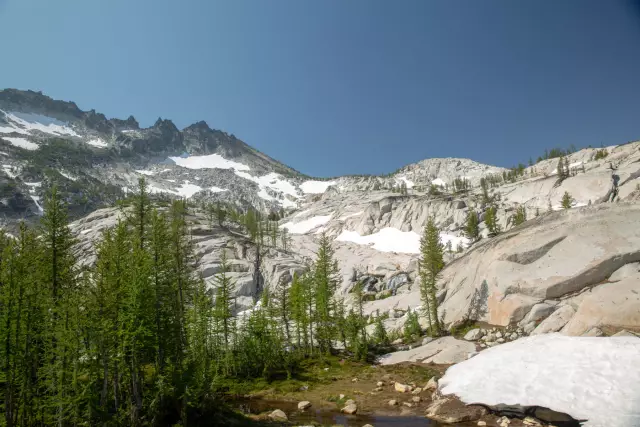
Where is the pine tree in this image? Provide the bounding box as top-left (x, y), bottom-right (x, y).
top-left (535, 207), bottom-right (540, 217)
top-left (373, 316), bottom-right (389, 347)
top-left (464, 210), bottom-right (480, 242)
top-left (561, 191), bottom-right (573, 209)
top-left (418, 216), bottom-right (444, 336)
top-left (212, 252), bottom-right (236, 353)
top-left (312, 232), bottom-right (340, 354)
top-left (215, 201), bottom-right (227, 227)
top-left (512, 205), bottom-right (527, 226)
top-left (557, 156), bottom-right (566, 180)
top-left (480, 178), bottom-right (490, 205)
top-left (564, 156), bottom-right (570, 178)
top-left (485, 205), bottom-right (501, 237)
top-left (403, 308), bottom-right (421, 342)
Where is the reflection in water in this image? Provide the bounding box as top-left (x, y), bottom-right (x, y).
top-left (234, 398), bottom-right (438, 427)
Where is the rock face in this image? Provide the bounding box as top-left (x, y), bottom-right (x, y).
top-left (463, 328), bottom-right (484, 341)
top-left (379, 337), bottom-right (476, 365)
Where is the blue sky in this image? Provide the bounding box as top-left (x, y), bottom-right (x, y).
top-left (1, 0), bottom-right (640, 177)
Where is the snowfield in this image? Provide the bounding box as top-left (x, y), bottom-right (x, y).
top-left (169, 153), bottom-right (250, 171)
top-left (235, 171), bottom-right (300, 208)
top-left (395, 176), bottom-right (415, 188)
top-left (439, 334), bottom-right (640, 427)
top-left (2, 137), bottom-right (39, 150)
top-left (280, 215), bottom-right (332, 234)
top-left (432, 177), bottom-right (446, 186)
top-left (86, 138), bottom-right (109, 148)
top-left (336, 228), bottom-right (421, 253)
top-left (336, 228), bottom-right (469, 254)
top-left (1, 111), bottom-right (78, 137)
top-left (299, 180), bottom-right (336, 194)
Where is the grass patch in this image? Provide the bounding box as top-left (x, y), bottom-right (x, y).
top-left (449, 319), bottom-right (478, 338)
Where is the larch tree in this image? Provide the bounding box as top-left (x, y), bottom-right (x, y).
top-left (418, 216), bottom-right (444, 336)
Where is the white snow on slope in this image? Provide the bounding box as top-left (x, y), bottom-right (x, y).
top-left (280, 215), bottom-right (332, 234)
top-left (86, 139), bottom-right (109, 148)
top-left (336, 228), bottom-right (468, 254)
top-left (2, 111), bottom-right (78, 137)
top-left (209, 186), bottom-right (228, 193)
top-left (395, 176), bottom-right (415, 188)
top-left (169, 153), bottom-right (250, 171)
top-left (235, 171), bottom-right (299, 208)
top-left (300, 180), bottom-right (337, 194)
top-left (175, 182), bottom-right (202, 198)
top-left (3, 137), bottom-right (39, 150)
top-left (336, 228), bottom-right (420, 253)
top-left (2, 165), bottom-right (17, 178)
top-left (59, 171), bottom-right (77, 181)
top-left (439, 334), bottom-right (640, 427)
top-left (24, 181), bottom-right (42, 188)
top-left (136, 170), bottom-right (155, 176)
top-left (432, 178), bottom-right (446, 186)
top-left (31, 195), bottom-right (44, 214)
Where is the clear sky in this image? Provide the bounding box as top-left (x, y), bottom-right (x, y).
top-left (1, 0), bottom-right (640, 177)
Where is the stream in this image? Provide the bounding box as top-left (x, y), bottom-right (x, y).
top-left (233, 398), bottom-right (441, 426)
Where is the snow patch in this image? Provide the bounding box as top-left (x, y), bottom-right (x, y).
top-left (209, 186), bottom-right (228, 193)
top-left (395, 176), bottom-right (415, 188)
top-left (175, 182), bottom-right (202, 198)
top-left (3, 137), bottom-right (38, 150)
top-left (235, 171), bottom-right (300, 208)
top-left (169, 153), bottom-right (250, 171)
top-left (299, 180), bottom-right (336, 194)
top-left (86, 138), bottom-right (108, 148)
top-left (439, 334), bottom-right (640, 427)
top-left (30, 195), bottom-right (44, 214)
top-left (135, 170), bottom-right (155, 176)
top-left (24, 181), bottom-right (42, 188)
top-left (59, 170), bottom-right (77, 181)
top-left (432, 178), bottom-right (446, 187)
top-left (2, 165), bottom-right (17, 178)
top-left (280, 215), bottom-right (332, 234)
top-left (336, 228), bottom-right (420, 253)
top-left (2, 111), bottom-right (78, 137)
top-left (440, 233), bottom-right (469, 249)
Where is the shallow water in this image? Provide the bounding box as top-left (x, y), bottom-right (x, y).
top-left (234, 397), bottom-right (439, 426)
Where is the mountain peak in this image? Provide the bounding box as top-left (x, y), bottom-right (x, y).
top-left (184, 120), bottom-right (211, 132)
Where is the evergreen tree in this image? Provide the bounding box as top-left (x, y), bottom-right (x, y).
top-left (373, 316), bottom-right (389, 347)
top-left (561, 191), bottom-right (573, 209)
top-left (480, 178), bottom-right (490, 204)
top-left (512, 205), bottom-right (527, 226)
top-left (557, 156), bottom-right (566, 180)
top-left (485, 205), bottom-right (501, 237)
top-left (403, 308), bottom-right (421, 342)
top-left (215, 201), bottom-right (227, 227)
top-left (312, 232), bottom-right (340, 354)
top-left (464, 210), bottom-right (480, 242)
top-left (418, 216), bottom-right (444, 336)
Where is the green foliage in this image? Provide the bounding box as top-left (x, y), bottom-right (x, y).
top-left (561, 191), bottom-right (573, 209)
top-left (449, 319), bottom-right (477, 338)
top-left (418, 216), bottom-right (444, 336)
top-left (485, 205), bottom-right (501, 237)
top-left (373, 316), bottom-right (390, 347)
top-left (594, 149), bottom-right (608, 160)
top-left (403, 309), bottom-right (422, 342)
top-left (464, 210), bottom-right (480, 242)
top-left (512, 205), bottom-right (527, 226)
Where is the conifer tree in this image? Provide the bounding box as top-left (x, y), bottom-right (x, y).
top-left (561, 191), bottom-right (573, 209)
top-left (215, 201), bottom-right (227, 227)
top-left (312, 232), bottom-right (340, 354)
top-left (557, 156), bottom-right (566, 180)
top-left (512, 205), bottom-right (527, 226)
top-left (373, 316), bottom-right (389, 347)
top-left (464, 210), bottom-right (480, 242)
top-left (418, 216), bottom-right (444, 336)
top-left (212, 252), bottom-right (236, 353)
top-left (485, 205), bottom-right (501, 237)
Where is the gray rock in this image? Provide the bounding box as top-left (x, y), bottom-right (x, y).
top-left (612, 330), bottom-right (640, 338)
top-left (484, 333), bottom-right (496, 343)
top-left (531, 305), bottom-right (575, 335)
top-left (297, 401), bottom-right (312, 410)
top-left (341, 403), bottom-right (358, 414)
top-left (496, 337), bottom-right (505, 343)
top-left (380, 336), bottom-right (476, 365)
top-left (608, 262), bottom-right (640, 282)
top-left (463, 328), bottom-right (484, 341)
top-left (582, 327), bottom-right (604, 337)
top-left (386, 273), bottom-right (410, 291)
top-left (268, 409), bottom-right (288, 422)
top-left (519, 302), bottom-right (556, 326)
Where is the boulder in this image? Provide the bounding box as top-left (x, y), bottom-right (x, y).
top-left (411, 387), bottom-right (423, 395)
top-left (425, 376), bottom-right (438, 390)
top-left (394, 382), bottom-right (411, 393)
top-left (582, 327), bottom-right (604, 337)
top-left (388, 399), bottom-right (398, 406)
top-left (426, 398), bottom-right (486, 424)
top-left (412, 396), bottom-right (421, 403)
top-left (464, 328), bottom-right (484, 341)
top-left (531, 305), bottom-right (575, 335)
top-left (341, 403), bottom-right (357, 414)
top-left (608, 262), bottom-right (640, 281)
top-left (562, 278), bottom-right (640, 336)
top-left (380, 336), bottom-right (476, 365)
top-left (297, 401), bottom-right (312, 410)
top-left (268, 409), bottom-right (287, 422)
top-left (519, 302), bottom-right (556, 326)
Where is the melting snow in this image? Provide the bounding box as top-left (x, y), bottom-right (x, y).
top-left (299, 180), bottom-right (336, 194)
top-left (280, 215), bottom-right (332, 234)
top-left (59, 171), bottom-right (77, 181)
top-left (395, 176), bottom-right (415, 188)
top-left (135, 170), bottom-right (155, 176)
top-left (432, 178), bottom-right (446, 186)
top-left (209, 186), bottom-right (227, 193)
top-left (439, 334), bottom-right (640, 427)
top-left (86, 139), bottom-right (108, 148)
top-left (2, 165), bottom-right (17, 178)
top-left (169, 153), bottom-right (250, 171)
top-left (175, 182), bottom-right (202, 198)
top-left (24, 181), bottom-right (42, 188)
top-left (2, 111), bottom-right (78, 137)
top-left (30, 195), bottom-right (44, 214)
top-left (336, 228), bottom-right (467, 254)
top-left (336, 228), bottom-right (421, 253)
top-left (3, 137), bottom-right (39, 150)
top-left (235, 171), bottom-right (300, 208)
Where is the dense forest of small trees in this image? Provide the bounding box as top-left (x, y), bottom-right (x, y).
top-left (0, 179), bottom-right (390, 426)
